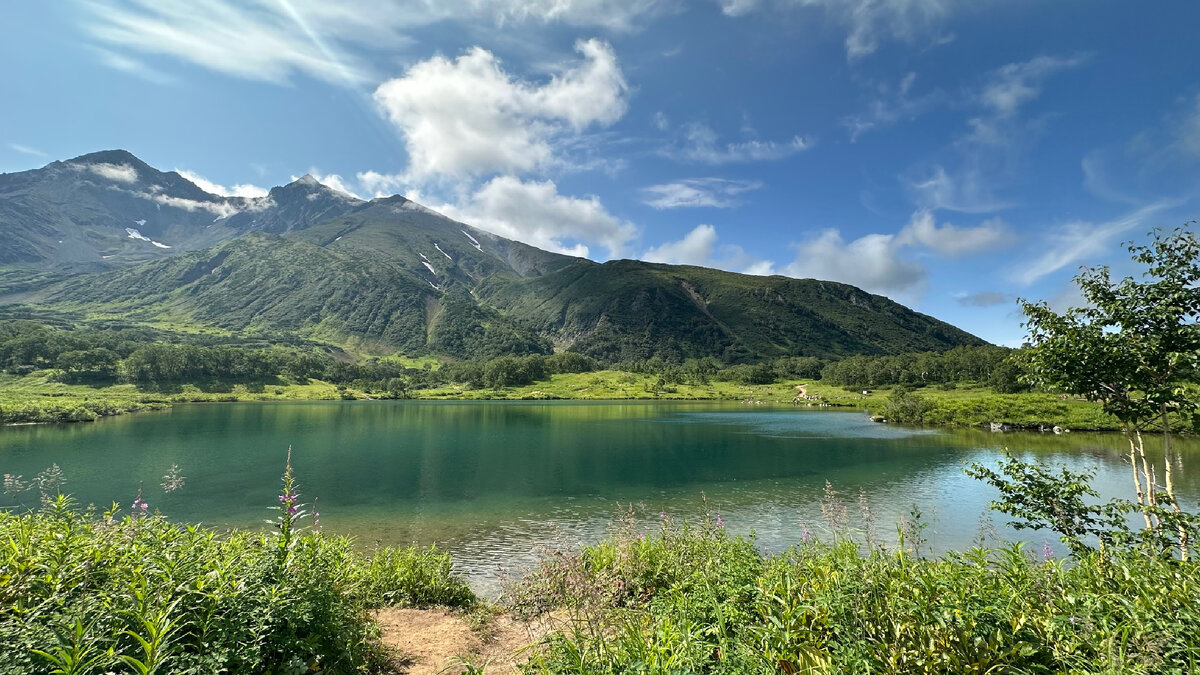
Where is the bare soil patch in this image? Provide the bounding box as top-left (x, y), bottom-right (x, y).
top-left (375, 608), bottom-right (551, 674)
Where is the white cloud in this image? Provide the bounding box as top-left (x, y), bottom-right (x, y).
top-left (9, 143), bottom-right (48, 158)
top-left (434, 175), bottom-right (637, 259)
top-left (976, 54), bottom-right (1088, 119)
top-left (642, 224), bottom-right (775, 274)
top-left (783, 228), bottom-right (926, 298)
top-left (129, 189), bottom-right (240, 218)
top-left (641, 178), bottom-right (763, 209)
top-left (903, 165), bottom-right (1011, 214)
top-left (1013, 201), bottom-right (1177, 285)
top-left (78, 0), bottom-right (668, 85)
top-left (373, 39), bottom-right (627, 181)
top-left (90, 46), bottom-right (175, 85)
top-left (177, 169), bottom-right (269, 198)
top-left (721, 0), bottom-right (959, 59)
top-left (300, 171), bottom-right (362, 200)
top-left (74, 162), bottom-right (139, 183)
top-left (356, 171), bottom-right (411, 199)
top-left (954, 291), bottom-right (1012, 307)
top-left (897, 209), bottom-right (1013, 256)
top-left (669, 123), bottom-right (809, 164)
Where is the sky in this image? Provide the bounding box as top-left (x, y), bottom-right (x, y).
top-left (2, 1), bottom-right (1198, 346)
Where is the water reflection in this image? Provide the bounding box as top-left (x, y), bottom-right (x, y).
top-left (2, 401), bottom-right (1197, 595)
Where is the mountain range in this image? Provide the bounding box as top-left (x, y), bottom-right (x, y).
top-left (0, 150), bottom-right (986, 361)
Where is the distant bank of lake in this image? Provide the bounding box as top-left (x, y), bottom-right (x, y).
top-left (2, 400), bottom-right (1196, 594)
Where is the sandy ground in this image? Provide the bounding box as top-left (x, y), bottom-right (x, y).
top-left (375, 608), bottom-right (552, 674)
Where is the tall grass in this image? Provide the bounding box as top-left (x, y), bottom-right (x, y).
top-left (514, 516), bottom-right (1200, 673)
top-left (0, 497), bottom-right (474, 674)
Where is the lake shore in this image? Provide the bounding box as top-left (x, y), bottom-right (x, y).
top-left (0, 369), bottom-right (1123, 430)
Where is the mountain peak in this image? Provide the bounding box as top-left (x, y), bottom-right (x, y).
top-left (66, 149), bottom-right (147, 168)
top-left (293, 174), bottom-right (321, 187)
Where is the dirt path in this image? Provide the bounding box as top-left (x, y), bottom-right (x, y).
top-left (375, 608), bottom-right (550, 674)
top-left (794, 384), bottom-right (807, 397)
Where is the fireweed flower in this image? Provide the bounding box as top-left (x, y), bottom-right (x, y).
top-left (715, 513), bottom-right (724, 528)
top-left (1043, 541), bottom-right (1054, 562)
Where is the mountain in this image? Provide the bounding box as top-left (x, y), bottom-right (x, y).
top-left (1, 150), bottom-right (987, 361)
top-left (0, 150), bottom-right (363, 271)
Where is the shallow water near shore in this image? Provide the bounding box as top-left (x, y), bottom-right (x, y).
top-left (3, 400), bottom-right (1198, 595)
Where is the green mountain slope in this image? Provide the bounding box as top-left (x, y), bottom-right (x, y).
top-left (5, 150), bottom-right (987, 361)
top-left (481, 260), bottom-right (984, 361)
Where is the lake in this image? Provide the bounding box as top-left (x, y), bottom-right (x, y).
top-left (2, 400), bottom-right (1197, 595)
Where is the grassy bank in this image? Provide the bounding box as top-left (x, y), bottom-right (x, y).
top-left (513, 519), bottom-right (1200, 674)
top-left (0, 500), bottom-right (474, 675)
top-left (1, 368), bottom-right (1122, 431)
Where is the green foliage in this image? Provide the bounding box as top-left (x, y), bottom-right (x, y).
top-left (820, 345), bottom-right (1029, 391)
top-left (0, 502), bottom-right (474, 675)
top-left (965, 454), bottom-right (1135, 556)
top-left (520, 524), bottom-right (1200, 674)
top-left (877, 389), bottom-right (934, 424)
top-left (1021, 227), bottom-right (1200, 429)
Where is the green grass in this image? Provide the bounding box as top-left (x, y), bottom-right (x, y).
top-left (0, 499), bottom-right (474, 675)
top-left (514, 519), bottom-right (1200, 674)
top-left (1, 369), bottom-right (1119, 431)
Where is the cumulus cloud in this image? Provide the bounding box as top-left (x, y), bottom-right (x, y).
top-left (783, 229), bottom-right (926, 298)
top-left (897, 210), bottom-right (1013, 256)
top-left (78, 0), bottom-right (669, 85)
top-left (642, 224), bottom-right (775, 274)
top-left (668, 123), bottom-right (809, 164)
top-left (74, 162), bottom-right (139, 183)
top-left (1013, 201), bottom-right (1177, 285)
top-left (177, 169), bottom-right (269, 198)
top-left (641, 178), bottom-right (762, 209)
top-left (373, 39), bottom-right (627, 181)
top-left (434, 175), bottom-right (637, 259)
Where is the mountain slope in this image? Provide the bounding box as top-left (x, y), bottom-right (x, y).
top-left (0, 150), bottom-right (364, 271)
top-left (4, 149), bottom-right (987, 361)
top-left (48, 234), bottom-right (548, 357)
top-left (480, 260), bottom-right (984, 361)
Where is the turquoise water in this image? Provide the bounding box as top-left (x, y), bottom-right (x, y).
top-left (2, 400), bottom-right (1196, 593)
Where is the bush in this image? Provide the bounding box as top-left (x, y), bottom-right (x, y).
top-left (518, 522), bottom-right (1200, 674)
top-left (0, 500), bottom-right (474, 675)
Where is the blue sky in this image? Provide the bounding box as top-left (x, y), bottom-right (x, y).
top-left (2, 1), bottom-right (1199, 346)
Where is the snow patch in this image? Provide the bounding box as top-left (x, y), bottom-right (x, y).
top-left (434, 243), bottom-right (453, 261)
top-left (427, 280), bottom-right (440, 290)
top-left (125, 227), bottom-right (172, 248)
top-left (135, 219), bottom-right (147, 226)
top-left (421, 261), bottom-right (436, 275)
top-left (462, 230), bottom-right (482, 251)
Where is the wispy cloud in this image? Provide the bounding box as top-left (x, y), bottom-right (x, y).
top-left (1013, 201), bottom-right (1179, 285)
top-left (8, 143), bottom-right (48, 158)
top-left (177, 169), bottom-right (268, 198)
top-left (954, 290), bottom-right (1012, 307)
top-left (641, 178), bottom-right (762, 209)
top-left (719, 0), bottom-right (962, 60)
top-left (90, 46), bottom-right (175, 85)
top-left (897, 209), bottom-right (1014, 256)
top-left (76, 0), bottom-right (672, 85)
top-left (666, 123), bottom-right (809, 164)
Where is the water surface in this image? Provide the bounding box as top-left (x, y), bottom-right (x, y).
top-left (2, 401), bottom-right (1197, 594)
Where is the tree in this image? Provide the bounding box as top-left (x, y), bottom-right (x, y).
top-left (1019, 226), bottom-right (1200, 558)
